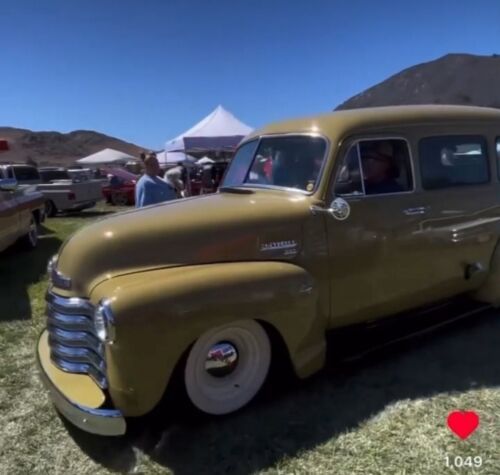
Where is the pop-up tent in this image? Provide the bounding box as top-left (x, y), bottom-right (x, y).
top-left (157, 150), bottom-right (197, 167)
top-left (164, 105), bottom-right (252, 154)
top-left (77, 148), bottom-right (137, 166)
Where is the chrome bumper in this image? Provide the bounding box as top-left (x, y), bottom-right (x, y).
top-left (36, 334), bottom-right (126, 436)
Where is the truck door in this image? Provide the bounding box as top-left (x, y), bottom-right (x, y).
top-left (407, 132), bottom-right (499, 294)
top-left (324, 136), bottom-right (449, 327)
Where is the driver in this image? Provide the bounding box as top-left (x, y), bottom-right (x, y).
top-left (361, 142), bottom-right (403, 195)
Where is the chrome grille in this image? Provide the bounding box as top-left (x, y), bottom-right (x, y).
top-left (46, 291), bottom-right (107, 389)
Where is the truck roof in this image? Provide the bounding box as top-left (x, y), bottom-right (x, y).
top-left (247, 105), bottom-right (500, 142)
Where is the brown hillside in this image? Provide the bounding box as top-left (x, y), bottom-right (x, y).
top-left (0, 127), bottom-right (146, 167)
top-left (336, 53), bottom-right (500, 110)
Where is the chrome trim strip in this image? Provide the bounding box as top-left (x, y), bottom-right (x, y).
top-left (50, 342), bottom-right (106, 372)
top-left (47, 309), bottom-right (95, 334)
top-left (50, 356), bottom-right (107, 389)
top-left (36, 340), bottom-right (125, 436)
top-left (47, 326), bottom-right (103, 355)
top-left (46, 291), bottom-right (94, 316)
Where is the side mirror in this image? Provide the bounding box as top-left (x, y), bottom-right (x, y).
top-left (0, 178), bottom-right (18, 191)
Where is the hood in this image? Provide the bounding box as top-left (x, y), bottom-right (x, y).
top-left (55, 189), bottom-right (311, 296)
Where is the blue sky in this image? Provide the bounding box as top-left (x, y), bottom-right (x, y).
top-left (1, 0), bottom-right (499, 149)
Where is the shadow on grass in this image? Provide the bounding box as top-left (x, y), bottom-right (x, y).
top-left (0, 225), bottom-right (62, 321)
top-left (67, 308), bottom-right (500, 474)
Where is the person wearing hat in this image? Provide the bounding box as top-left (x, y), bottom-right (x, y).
top-left (361, 141), bottom-right (403, 195)
top-left (135, 153), bottom-right (177, 207)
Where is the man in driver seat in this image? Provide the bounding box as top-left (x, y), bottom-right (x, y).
top-left (361, 141), bottom-right (403, 195)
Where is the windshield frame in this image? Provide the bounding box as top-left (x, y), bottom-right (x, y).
top-left (222, 132), bottom-right (331, 195)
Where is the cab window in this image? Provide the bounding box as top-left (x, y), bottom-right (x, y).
top-left (335, 138), bottom-right (413, 196)
top-left (419, 136), bottom-right (489, 189)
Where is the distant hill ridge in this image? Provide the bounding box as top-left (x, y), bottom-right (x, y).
top-left (0, 127), bottom-right (145, 166)
top-left (336, 53), bottom-right (500, 111)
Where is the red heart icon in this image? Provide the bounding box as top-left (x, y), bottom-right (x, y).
top-left (447, 411), bottom-right (480, 440)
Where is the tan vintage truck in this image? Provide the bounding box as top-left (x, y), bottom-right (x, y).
top-left (0, 178), bottom-right (45, 252)
top-left (37, 105), bottom-right (500, 435)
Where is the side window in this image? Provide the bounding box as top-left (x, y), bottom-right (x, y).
top-left (419, 135), bottom-right (489, 189)
top-left (335, 139), bottom-right (413, 196)
top-left (7, 167), bottom-right (14, 179)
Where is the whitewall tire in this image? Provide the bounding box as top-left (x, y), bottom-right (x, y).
top-left (184, 320), bottom-right (271, 415)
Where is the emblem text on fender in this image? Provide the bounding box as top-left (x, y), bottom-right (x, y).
top-left (260, 240), bottom-right (298, 252)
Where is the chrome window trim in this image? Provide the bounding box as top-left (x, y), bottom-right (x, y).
top-left (334, 136), bottom-right (416, 199)
top-left (228, 132), bottom-right (331, 196)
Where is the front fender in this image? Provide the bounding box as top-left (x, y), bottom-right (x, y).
top-left (91, 261), bottom-right (326, 417)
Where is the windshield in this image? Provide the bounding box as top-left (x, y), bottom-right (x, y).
top-left (223, 135), bottom-right (327, 193)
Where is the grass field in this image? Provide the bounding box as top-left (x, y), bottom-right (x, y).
top-left (0, 204), bottom-right (499, 474)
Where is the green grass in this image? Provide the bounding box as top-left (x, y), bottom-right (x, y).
top-left (1, 204), bottom-right (499, 474)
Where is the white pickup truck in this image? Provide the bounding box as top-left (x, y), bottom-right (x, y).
top-left (0, 164), bottom-right (103, 216)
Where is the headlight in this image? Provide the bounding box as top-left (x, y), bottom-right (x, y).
top-left (94, 300), bottom-right (115, 343)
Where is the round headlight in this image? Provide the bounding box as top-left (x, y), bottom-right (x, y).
top-left (94, 305), bottom-right (108, 342)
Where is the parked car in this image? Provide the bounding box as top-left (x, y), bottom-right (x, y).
top-left (0, 164), bottom-right (103, 216)
top-left (101, 168), bottom-right (138, 205)
top-left (0, 178), bottom-right (45, 252)
top-left (37, 105), bottom-right (500, 436)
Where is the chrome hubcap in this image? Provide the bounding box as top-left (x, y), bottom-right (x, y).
top-left (205, 342), bottom-right (238, 377)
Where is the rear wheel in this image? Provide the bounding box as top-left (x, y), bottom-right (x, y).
top-left (20, 214), bottom-right (38, 250)
top-left (184, 320), bottom-right (271, 415)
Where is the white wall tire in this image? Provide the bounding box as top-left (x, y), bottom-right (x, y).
top-left (184, 320), bottom-right (271, 415)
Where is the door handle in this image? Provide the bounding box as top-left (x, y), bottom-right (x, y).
top-left (403, 206), bottom-right (429, 216)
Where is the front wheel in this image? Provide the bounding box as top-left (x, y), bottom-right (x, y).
top-left (184, 320), bottom-right (271, 415)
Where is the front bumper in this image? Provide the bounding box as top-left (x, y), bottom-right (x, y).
top-left (36, 330), bottom-right (126, 436)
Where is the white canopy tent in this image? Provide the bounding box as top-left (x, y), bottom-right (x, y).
top-left (157, 150), bottom-right (197, 167)
top-left (77, 148), bottom-right (137, 167)
top-left (164, 105), bottom-right (253, 153)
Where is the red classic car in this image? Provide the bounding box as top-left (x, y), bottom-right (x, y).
top-left (101, 168), bottom-right (138, 206)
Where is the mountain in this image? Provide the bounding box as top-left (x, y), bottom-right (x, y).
top-left (336, 53), bottom-right (500, 110)
top-left (0, 127), bottom-right (146, 167)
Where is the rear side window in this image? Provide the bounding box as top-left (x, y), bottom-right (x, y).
top-left (419, 136), bottom-right (489, 189)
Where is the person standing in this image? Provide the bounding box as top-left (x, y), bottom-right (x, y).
top-left (135, 153), bottom-right (177, 207)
